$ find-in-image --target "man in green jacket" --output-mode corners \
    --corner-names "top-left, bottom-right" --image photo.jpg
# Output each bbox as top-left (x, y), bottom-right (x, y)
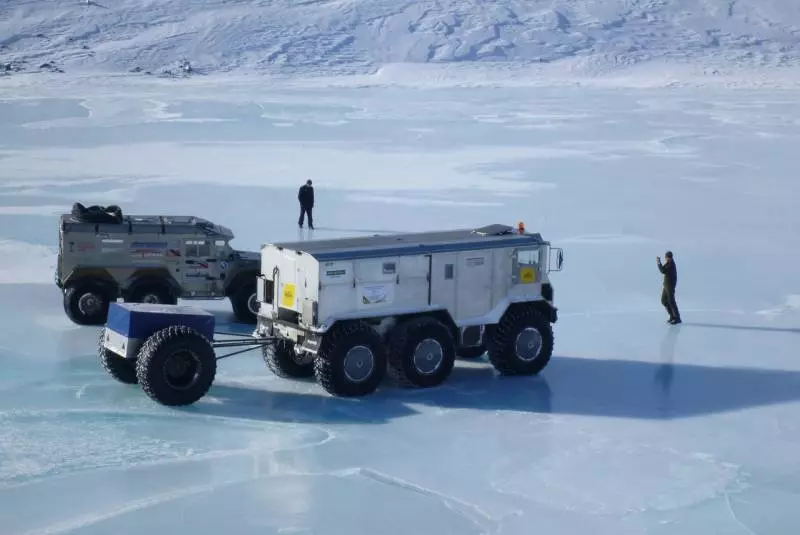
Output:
top-left (657, 251), bottom-right (681, 324)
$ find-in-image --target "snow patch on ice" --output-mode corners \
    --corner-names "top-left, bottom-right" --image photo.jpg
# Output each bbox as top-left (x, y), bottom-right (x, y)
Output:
top-left (0, 239), bottom-right (57, 284)
top-left (756, 295), bottom-right (800, 319)
top-left (345, 194), bottom-right (504, 208)
top-left (0, 142), bottom-right (578, 194)
top-left (494, 442), bottom-right (744, 515)
top-left (0, 205), bottom-right (66, 216)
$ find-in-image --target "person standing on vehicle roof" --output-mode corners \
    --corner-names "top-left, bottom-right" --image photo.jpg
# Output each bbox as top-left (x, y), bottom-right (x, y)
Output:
top-left (298, 179), bottom-right (314, 229)
top-left (657, 251), bottom-right (681, 324)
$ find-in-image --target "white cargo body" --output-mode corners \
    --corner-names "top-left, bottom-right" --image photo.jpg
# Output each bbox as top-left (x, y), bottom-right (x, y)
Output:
top-left (254, 224), bottom-right (563, 398)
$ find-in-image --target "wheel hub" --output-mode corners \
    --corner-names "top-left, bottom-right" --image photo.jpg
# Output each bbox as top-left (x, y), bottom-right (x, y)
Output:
top-left (78, 292), bottom-right (102, 315)
top-left (515, 327), bottom-right (543, 362)
top-left (413, 338), bottom-right (444, 375)
top-left (142, 293), bottom-right (161, 304)
top-left (162, 350), bottom-right (201, 390)
top-left (247, 293), bottom-right (259, 315)
top-left (343, 345), bottom-right (374, 383)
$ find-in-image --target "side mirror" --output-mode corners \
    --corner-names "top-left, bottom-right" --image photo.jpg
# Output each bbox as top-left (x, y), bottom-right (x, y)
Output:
top-left (558, 249), bottom-right (564, 270)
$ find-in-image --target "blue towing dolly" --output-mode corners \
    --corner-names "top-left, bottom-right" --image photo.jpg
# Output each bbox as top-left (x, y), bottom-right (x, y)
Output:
top-left (98, 302), bottom-right (277, 406)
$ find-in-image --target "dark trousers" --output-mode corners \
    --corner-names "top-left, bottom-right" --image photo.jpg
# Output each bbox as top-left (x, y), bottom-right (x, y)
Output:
top-left (298, 206), bottom-right (313, 228)
top-left (661, 286), bottom-right (680, 320)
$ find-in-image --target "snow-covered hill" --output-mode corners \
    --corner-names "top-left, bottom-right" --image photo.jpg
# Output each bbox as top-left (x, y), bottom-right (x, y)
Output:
top-left (1, 0), bottom-right (800, 79)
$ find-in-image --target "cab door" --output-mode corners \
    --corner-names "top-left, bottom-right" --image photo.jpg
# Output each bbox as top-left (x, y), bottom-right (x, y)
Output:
top-left (455, 250), bottom-right (493, 319)
top-left (512, 246), bottom-right (541, 286)
top-left (181, 238), bottom-right (222, 297)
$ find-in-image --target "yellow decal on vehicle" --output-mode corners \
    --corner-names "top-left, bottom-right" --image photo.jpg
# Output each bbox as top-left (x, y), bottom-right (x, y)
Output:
top-left (520, 267), bottom-right (536, 283)
top-left (281, 283), bottom-right (296, 308)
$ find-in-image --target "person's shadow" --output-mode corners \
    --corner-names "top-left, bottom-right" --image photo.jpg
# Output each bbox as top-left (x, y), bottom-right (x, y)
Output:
top-left (654, 326), bottom-right (680, 411)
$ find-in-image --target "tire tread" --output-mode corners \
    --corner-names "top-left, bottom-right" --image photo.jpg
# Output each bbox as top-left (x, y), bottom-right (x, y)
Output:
top-left (98, 328), bottom-right (138, 384)
top-left (386, 316), bottom-right (456, 388)
top-left (262, 339), bottom-right (314, 378)
top-left (135, 325), bottom-right (216, 406)
top-left (488, 305), bottom-right (554, 375)
top-left (314, 321), bottom-right (385, 396)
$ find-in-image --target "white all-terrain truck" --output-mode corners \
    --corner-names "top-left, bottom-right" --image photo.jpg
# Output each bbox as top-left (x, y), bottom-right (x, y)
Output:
top-left (253, 223), bottom-right (564, 397)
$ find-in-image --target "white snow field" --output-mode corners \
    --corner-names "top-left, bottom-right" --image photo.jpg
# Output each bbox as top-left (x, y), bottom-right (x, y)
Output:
top-left (1, 0), bottom-right (800, 534)
top-left (2, 0), bottom-right (800, 83)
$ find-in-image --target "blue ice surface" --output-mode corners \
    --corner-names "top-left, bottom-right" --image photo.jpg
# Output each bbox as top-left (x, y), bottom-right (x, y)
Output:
top-left (0, 86), bottom-right (799, 534)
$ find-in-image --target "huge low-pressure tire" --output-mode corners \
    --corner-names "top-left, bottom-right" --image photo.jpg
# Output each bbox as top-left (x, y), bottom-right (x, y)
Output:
top-left (230, 281), bottom-right (258, 324)
top-left (386, 316), bottom-right (456, 388)
top-left (314, 321), bottom-right (387, 397)
top-left (135, 325), bottom-right (217, 406)
top-left (262, 339), bottom-right (314, 378)
top-left (97, 328), bottom-right (137, 384)
top-left (63, 282), bottom-right (113, 326)
top-left (487, 306), bottom-right (554, 375)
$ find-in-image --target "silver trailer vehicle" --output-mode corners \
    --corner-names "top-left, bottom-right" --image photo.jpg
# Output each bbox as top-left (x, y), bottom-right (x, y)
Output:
top-left (56, 203), bottom-right (264, 326)
top-left (254, 223), bottom-right (564, 397)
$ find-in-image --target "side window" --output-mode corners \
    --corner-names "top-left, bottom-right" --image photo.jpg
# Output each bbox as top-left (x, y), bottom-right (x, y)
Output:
top-left (215, 239), bottom-right (229, 258)
top-left (444, 264), bottom-right (454, 279)
top-left (517, 248), bottom-right (539, 267)
top-left (185, 239), bottom-right (211, 257)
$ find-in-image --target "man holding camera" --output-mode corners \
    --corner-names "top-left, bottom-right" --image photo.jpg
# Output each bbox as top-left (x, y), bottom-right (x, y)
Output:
top-left (657, 251), bottom-right (681, 324)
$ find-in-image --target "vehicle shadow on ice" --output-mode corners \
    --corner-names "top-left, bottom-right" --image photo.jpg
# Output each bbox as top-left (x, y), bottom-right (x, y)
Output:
top-left (189, 353), bottom-right (800, 424)
top-left (52, 316), bottom-right (800, 424)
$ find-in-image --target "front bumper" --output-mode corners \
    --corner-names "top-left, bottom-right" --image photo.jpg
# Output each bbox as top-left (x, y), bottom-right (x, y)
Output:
top-left (256, 314), bottom-right (322, 354)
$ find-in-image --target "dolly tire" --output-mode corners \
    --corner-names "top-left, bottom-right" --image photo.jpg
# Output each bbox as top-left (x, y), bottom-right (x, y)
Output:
top-left (98, 328), bottom-right (137, 384)
top-left (135, 325), bottom-right (216, 406)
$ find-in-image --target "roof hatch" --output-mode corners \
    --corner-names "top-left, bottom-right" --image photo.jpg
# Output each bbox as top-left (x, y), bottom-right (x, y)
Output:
top-left (472, 224), bottom-right (514, 236)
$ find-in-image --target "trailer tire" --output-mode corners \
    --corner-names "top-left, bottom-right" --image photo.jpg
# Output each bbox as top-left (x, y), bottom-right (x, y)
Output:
top-left (386, 316), bottom-right (456, 388)
top-left (135, 325), bottom-right (216, 406)
top-left (314, 321), bottom-right (386, 397)
top-left (63, 281), bottom-right (112, 325)
top-left (262, 339), bottom-right (314, 378)
top-left (98, 328), bottom-right (137, 384)
top-left (488, 306), bottom-right (554, 375)
top-left (231, 281), bottom-right (258, 324)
